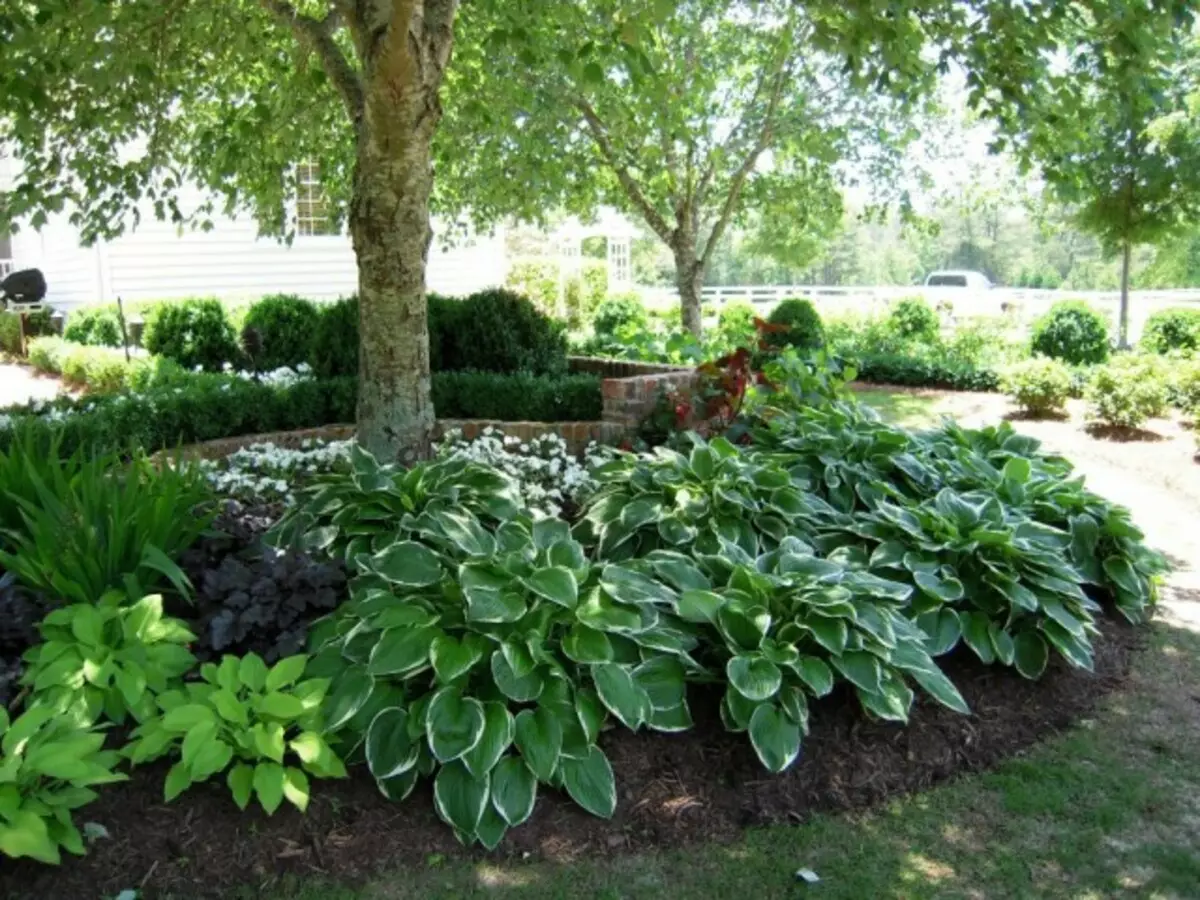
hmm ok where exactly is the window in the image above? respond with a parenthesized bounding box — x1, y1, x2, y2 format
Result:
(927, 274, 968, 287)
(295, 162, 338, 237)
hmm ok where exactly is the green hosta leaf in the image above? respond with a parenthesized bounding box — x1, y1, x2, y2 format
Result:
(490, 756, 537, 827)
(559, 746, 617, 819)
(377, 769, 419, 802)
(575, 590, 644, 633)
(600, 565, 676, 606)
(502, 641, 537, 678)
(1102, 556, 1140, 597)
(891, 645, 971, 715)
(253, 761, 286, 815)
(717, 603, 770, 651)
(869, 540, 908, 569)
(575, 687, 606, 743)
(916, 609, 961, 656)
(431, 509, 496, 557)
(858, 672, 914, 722)
(989, 623, 1016, 666)
(239, 655, 269, 691)
(592, 663, 650, 730)
(533, 517, 571, 550)
(748, 703, 802, 773)
(227, 763, 254, 810)
(1039, 596, 1086, 638)
(252, 722, 286, 763)
(475, 802, 508, 850)
(491, 650, 544, 703)
(466, 589, 528, 624)
(632, 656, 687, 711)
(462, 702, 515, 779)
(425, 688, 486, 763)
(913, 571, 965, 602)
(959, 611, 996, 664)
(368, 626, 438, 677)
(283, 767, 311, 812)
(562, 624, 614, 664)
(804, 615, 848, 655)
(677, 589, 724, 624)
(621, 498, 663, 529)
(1041, 621, 1094, 671)
(524, 566, 579, 609)
(258, 691, 306, 719)
(726, 655, 783, 702)
(366, 707, 418, 780)
(988, 576, 1039, 612)
(430, 634, 487, 684)
(794, 656, 835, 697)
(548, 539, 588, 570)
(0, 810, 60, 864)
(514, 707, 562, 781)
(368, 541, 444, 587)
(1013, 631, 1050, 679)
(265, 655, 309, 692)
(830, 651, 883, 695)
(1002, 457, 1031, 484)
(689, 445, 714, 479)
(434, 760, 490, 838)
(649, 555, 711, 592)
(324, 669, 374, 731)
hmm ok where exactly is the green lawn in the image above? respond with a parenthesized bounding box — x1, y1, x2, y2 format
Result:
(251, 621, 1200, 900)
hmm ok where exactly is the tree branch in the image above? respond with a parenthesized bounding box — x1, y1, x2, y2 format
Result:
(261, 0, 364, 123)
(698, 61, 790, 267)
(576, 96, 674, 242)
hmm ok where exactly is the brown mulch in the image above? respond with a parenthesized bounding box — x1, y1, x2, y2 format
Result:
(0, 618, 1139, 900)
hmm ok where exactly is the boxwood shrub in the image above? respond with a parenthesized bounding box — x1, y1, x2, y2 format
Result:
(242, 294, 321, 371)
(432, 371, 602, 421)
(1140, 306, 1200, 355)
(764, 297, 824, 350)
(852, 352, 1001, 392)
(143, 298, 242, 372)
(1030, 300, 1110, 365)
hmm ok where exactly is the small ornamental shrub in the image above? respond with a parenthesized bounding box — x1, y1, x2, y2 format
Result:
(243, 294, 320, 371)
(1140, 307, 1200, 355)
(715, 301, 757, 347)
(445, 288, 567, 375)
(1030, 300, 1110, 365)
(1170, 355, 1200, 415)
(26, 336, 69, 375)
(764, 298, 824, 351)
(143, 298, 241, 372)
(592, 293, 648, 339)
(309, 295, 359, 378)
(1001, 357, 1072, 416)
(1085, 354, 1170, 428)
(64, 306, 123, 347)
(886, 296, 940, 342)
(0, 706, 126, 864)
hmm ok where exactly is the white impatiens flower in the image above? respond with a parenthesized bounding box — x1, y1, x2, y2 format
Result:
(199, 438, 355, 503)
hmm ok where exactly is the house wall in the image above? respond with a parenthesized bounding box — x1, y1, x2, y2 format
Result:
(0, 171, 505, 308)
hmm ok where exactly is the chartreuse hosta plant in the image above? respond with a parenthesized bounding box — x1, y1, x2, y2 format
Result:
(578, 435, 826, 561)
(269, 445, 522, 564)
(677, 539, 968, 772)
(0, 707, 126, 864)
(306, 512, 701, 848)
(21, 592, 196, 724)
(124, 653, 346, 814)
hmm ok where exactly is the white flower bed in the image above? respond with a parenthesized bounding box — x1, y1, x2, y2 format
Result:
(434, 426, 615, 517)
(200, 438, 354, 504)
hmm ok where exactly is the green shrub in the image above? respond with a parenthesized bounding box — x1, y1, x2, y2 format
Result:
(714, 301, 757, 349)
(852, 352, 1001, 392)
(0, 706, 126, 864)
(59, 344, 135, 393)
(143, 298, 241, 371)
(125, 652, 346, 814)
(1030, 300, 1110, 365)
(426, 292, 461, 373)
(432, 371, 601, 421)
(765, 298, 824, 351)
(1140, 306, 1200, 354)
(886, 296, 940, 342)
(310, 296, 359, 378)
(22, 308, 55, 339)
(242, 294, 321, 371)
(1085, 354, 1170, 428)
(1170, 356, 1200, 414)
(0, 312, 21, 355)
(63, 306, 123, 347)
(444, 288, 567, 375)
(1001, 357, 1072, 416)
(579, 260, 608, 321)
(592, 293, 649, 339)
(505, 260, 560, 315)
(27, 336, 69, 374)
(0, 442, 214, 603)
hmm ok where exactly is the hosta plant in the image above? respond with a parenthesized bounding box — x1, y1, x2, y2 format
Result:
(0, 707, 126, 864)
(22, 593, 196, 724)
(269, 445, 522, 563)
(306, 513, 700, 848)
(578, 435, 823, 561)
(683, 544, 967, 771)
(125, 653, 346, 814)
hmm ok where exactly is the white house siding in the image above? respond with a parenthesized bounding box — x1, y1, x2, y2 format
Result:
(0, 171, 505, 309)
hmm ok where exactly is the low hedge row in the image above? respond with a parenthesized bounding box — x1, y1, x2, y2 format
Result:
(851, 352, 1002, 392)
(1, 370, 602, 456)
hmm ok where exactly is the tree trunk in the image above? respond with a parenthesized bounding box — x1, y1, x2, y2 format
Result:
(673, 243, 705, 337)
(1118, 238, 1132, 350)
(351, 2, 457, 463)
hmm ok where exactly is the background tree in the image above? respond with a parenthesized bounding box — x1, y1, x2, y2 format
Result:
(0, 0, 461, 459)
(993, 5, 1200, 346)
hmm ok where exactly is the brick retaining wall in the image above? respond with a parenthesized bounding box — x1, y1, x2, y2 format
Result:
(568, 355, 694, 379)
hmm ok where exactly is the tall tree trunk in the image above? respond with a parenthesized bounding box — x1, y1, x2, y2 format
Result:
(1118, 238, 1132, 350)
(673, 242, 705, 337)
(351, 2, 457, 463)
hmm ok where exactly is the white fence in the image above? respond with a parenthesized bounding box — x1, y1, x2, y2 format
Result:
(639, 284, 1200, 341)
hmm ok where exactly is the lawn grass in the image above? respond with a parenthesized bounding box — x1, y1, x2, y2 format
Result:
(851, 385, 944, 428)
(250, 620, 1200, 900)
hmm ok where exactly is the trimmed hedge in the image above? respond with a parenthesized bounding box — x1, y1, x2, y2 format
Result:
(242, 294, 320, 371)
(432, 371, 602, 421)
(143, 297, 242, 371)
(1030, 300, 1110, 365)
(1141, 307, 1200, 354)
(63, 306, 124, 347)
(765, 297, 824, 350)
(852, 352, 1001, 392)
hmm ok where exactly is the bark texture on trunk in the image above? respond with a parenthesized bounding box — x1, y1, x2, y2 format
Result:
(674, 243, 705, 338)
(1118, 239, 1132, 350)
(351, 1, 457, 463)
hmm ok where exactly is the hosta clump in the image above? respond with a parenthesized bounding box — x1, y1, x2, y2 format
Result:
(0, 706, 126, 864)
(682, 543, 967, 771)
(579, 436, 823, 561)
(190, 546, 346, 663)
(307, 513, 700, 848)
(22, 593, 196, 724)
(269, 445, 522, 564)
(125, 653, 345, 814)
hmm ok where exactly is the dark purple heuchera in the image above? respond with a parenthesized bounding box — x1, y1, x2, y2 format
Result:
(181, 501, 347, 662)
(0, 569, 42, 707)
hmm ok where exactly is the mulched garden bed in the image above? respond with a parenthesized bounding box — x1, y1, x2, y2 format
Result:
(0, 615, 1140, 900)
